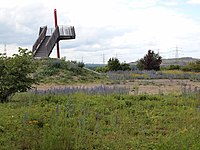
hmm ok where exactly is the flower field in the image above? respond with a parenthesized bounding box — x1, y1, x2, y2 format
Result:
(1, 87, 200, 149)
(107, 70, 200, 82)
(1, 60, 200, 149)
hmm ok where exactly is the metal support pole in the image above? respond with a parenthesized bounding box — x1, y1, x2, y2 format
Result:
(54, 9, 60, 58)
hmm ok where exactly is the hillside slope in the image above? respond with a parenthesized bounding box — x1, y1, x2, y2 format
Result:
(34, 58, 105, 84)
(130, 57, 199, 66)
(161, 57, 199, 66)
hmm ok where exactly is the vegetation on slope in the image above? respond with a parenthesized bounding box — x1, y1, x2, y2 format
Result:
(34, 58, 105, 84)
(1, 48, 200, 150)
(0, 48, 105, 102)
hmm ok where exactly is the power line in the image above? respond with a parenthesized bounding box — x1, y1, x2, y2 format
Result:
(175, 46, 181, 58)
(170, 45, 183, 58)
(103, 53, 105, 64)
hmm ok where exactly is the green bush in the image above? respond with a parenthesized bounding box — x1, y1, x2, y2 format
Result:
(137, 50, 162, 71)
(0, 48, 37, 102)
(77, 62, 85, 68)
(169, 65, 180, 70)
(181, 60, 200, 72)
(120, 63, 131, 71)
(96, 58, 130, 73)
(96, 66, 109, 73)
(107, 57, 121, 71)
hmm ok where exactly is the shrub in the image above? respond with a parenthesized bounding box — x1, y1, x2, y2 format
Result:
(188, 61, 200, 72)
(120, 63, 131, 71)
(108, 57, 121, 71)
(96, 66, 109, 73)
(0, 48, 37, 102)
(96, 58, 130, 72)
(77, 62, 85, 68)
(137, 50, 162, 71)
(169, 65, 180, 70)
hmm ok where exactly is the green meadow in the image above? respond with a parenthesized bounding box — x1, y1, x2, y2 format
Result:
(1, 92, 200, 149)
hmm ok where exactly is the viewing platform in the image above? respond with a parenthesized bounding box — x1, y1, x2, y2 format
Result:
(32, 25, 75, 58)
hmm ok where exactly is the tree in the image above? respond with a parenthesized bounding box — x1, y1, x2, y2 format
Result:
(0, 48, 37, 102)
(137, 50, 162, 71)
(120, 62, 131, 71)
(96, 66, 109, 73)
(95, 58, 130, 73)
(107, 58, 121, 71)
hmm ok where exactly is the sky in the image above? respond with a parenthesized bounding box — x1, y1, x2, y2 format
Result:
(0, 0, 200, 63)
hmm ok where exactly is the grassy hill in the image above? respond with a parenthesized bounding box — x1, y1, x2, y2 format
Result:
(161, 57, 199, 66)
(130, 57, 199, 67)
(34, 58, 105, 84)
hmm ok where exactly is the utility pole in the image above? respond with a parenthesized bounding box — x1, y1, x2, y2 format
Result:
(175, 46, 180, 58)
(103, 53, 105, 64)
(170, 46, 182, 58)
(3, 44, 7, 56)
(81, 56, 83, 62)
(175, 46, 181, 58)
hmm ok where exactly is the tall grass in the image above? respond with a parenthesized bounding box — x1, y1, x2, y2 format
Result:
(1, 91, 200, 149)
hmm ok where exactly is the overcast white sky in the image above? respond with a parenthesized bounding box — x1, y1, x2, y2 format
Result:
(0, 0, 200, 63)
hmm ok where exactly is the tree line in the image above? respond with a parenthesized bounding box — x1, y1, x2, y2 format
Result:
(96, 50, 162, 72)
(1, 48, 199, 102)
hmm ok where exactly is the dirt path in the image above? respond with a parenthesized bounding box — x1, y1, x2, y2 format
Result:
(125, 79, 200, 94)
(35, 79, 200, 95)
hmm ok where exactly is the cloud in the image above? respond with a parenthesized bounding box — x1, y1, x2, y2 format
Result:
(187, 0, 200, 4)
(0, 0, 200, 62)
(128, 0, 159, 8)
(0, 3, 49, 45)
(56, 4, 200, 62)
(162, 1, 179, 6)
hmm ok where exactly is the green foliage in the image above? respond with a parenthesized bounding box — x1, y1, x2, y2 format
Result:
(35, 58, 104, 84)
(96, 66, 109, 73)
(120, 62, 131, 71)
(169, 64, 180, 70)
(96, 58, 130, 73)
(181, 60, 200, 72)
(136, 60, 144, 70)
(181, 66, 191, 72)
(1, 92, 200, 149)
(0, 48, 37, 102)
(161, 65, 181, 71)
(160, 60, 200, 72)
(137, 50, 162, 71)
(107, 57, 121, 71)
(77, 62, 85, 68)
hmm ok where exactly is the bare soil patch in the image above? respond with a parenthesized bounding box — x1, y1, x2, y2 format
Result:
(35, 79, 200, 95)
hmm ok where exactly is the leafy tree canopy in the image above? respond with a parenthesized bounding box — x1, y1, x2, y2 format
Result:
(0, 48, 37, 102)
(137, 50, 162, 71)
(96, 58, 130, 73)
(107, 58, 121, 71)
(107, 58, 130, 71)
